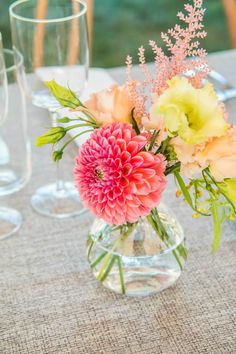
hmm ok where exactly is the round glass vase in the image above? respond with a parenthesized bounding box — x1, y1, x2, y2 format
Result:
(87, 205, 188, 297)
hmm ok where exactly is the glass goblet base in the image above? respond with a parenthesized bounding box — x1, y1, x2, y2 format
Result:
(31, 181, 87, 219)
(0, 207, 22, 240)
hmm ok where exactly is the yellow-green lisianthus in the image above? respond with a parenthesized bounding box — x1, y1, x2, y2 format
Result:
(218, 178, 236, 209)
(151, 76, 228, 145)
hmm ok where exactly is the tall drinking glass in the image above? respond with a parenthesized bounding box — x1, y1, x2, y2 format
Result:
(0, 39, 31, 240)
(10, 0, 89, 218)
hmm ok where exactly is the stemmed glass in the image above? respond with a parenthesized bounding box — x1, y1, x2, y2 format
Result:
(0, 33, 22, 240)
(10, 0, 89, 218)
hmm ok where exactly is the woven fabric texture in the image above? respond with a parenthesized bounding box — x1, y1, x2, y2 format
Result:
(0, 50, 236, 354)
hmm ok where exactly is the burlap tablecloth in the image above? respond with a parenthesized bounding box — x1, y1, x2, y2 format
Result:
(0, 50, 236, 354)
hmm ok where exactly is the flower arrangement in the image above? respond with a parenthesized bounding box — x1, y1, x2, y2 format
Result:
(37, 0, 236, 295)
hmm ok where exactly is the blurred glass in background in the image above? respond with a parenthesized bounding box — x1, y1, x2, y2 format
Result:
(0, 48, 31, 196)
(0, 0, 232, 67)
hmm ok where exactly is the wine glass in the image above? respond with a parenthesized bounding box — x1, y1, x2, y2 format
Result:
(10, 0, 89, 218)
(0, 33, 22, 240)
(0, 34, 8, 125)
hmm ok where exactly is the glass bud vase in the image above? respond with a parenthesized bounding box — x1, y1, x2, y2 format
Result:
(87, 205, 188, 297)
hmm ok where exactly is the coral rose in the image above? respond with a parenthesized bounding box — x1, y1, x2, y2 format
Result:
(74, 122, 167, 225)
(85, 84, 134, 126)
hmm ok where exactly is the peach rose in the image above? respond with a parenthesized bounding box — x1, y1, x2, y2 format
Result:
(85, 84, 133, 126)
(171, 126, 236, 181)
(170, 136, 207, 178)
(197, 126, 236, 181)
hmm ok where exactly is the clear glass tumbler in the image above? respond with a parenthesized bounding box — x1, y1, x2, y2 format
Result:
(10, 0, 89, 218)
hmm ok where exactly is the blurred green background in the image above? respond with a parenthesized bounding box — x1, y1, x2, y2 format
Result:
(0, 0, 230, 67)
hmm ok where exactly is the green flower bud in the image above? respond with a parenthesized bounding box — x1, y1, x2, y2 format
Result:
(53, 150, 64, 162)
(46, 80, 82, 109)
(166, 144, 177, 160)
(57, 117, 72, 124)
(36, 127, 66, 146)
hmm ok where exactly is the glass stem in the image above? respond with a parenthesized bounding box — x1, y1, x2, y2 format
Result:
(49, 109, 65, 192)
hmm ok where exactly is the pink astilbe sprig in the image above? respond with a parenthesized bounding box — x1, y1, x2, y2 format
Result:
(161, 0, 209, 88)
(126, 0, 210, 121)
(125, 54, 147, 123)
(74, 122, 167, 225)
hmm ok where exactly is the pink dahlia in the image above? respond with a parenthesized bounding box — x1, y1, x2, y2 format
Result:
(74, 122, 167, 225)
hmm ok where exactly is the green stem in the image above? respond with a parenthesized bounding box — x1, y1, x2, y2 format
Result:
(117, 256, 125, 294)
(175, 171, 210, 216)
(66, 123, 96, 131)
(210, 198, 221, 253)
(82, 110, 98, 125)
(176, 243, 188, 261)
(155, 136, 170, 155)
(152, 209, 168, 240)
(165, 162, 180, 176)
(97, 253, 112, 280)
(173, 249, 184, 269)
(96, 223, 136, 285)
(148, 130, 159, 151)
(87, 239, 94, 262)
(59, 116, 96, 126)
(100, 255, 117, 282)
(148, 208, 186, 270)
(203, 169, 236, 214)
(60, 129, 94, 152)
(131, 108, 140, 134)
(90, 251, 107, 269)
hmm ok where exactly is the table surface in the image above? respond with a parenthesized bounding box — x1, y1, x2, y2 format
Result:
(1, 50, 236, 354)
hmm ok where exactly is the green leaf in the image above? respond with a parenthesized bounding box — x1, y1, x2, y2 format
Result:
(175, 172, 210, 216)
(211, 200, 221, 252)
(205, 171, 236, 215)
(46, 80, 82, 108)
(36, 127, 66, 146)
(174, 171, 193, 208)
